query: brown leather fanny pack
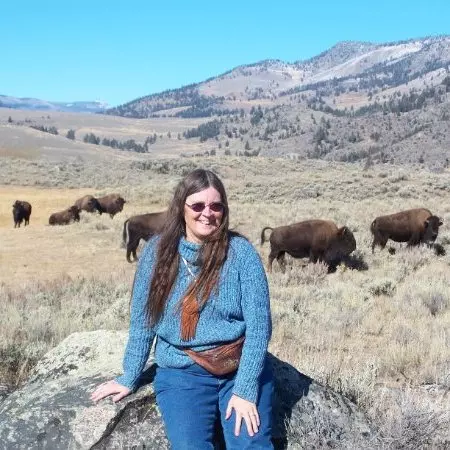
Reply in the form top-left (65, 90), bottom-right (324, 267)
top-left (184, 336), bottom-right (245, 376)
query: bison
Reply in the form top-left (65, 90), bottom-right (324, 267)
top-left (96, 193), bottom-right (126, 218)
top-left (74, 195), bottom-right (101, 214)
top-left (123, 211), bottom-right (167, 262)
top-left (370, 208), bottom-right (443, 253)
top-left (261, 219), bottom-right (357, 273)
top-left (49, 205), bottom-right (81, 225)
top-left (12, 200), bottom-right (32, 228)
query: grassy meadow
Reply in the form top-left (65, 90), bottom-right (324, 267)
top-left (1, 154), bottom-right (449, 447)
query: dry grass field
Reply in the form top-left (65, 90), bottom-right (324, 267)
top-left (1, 186), bottom-right (134, 281)
top-left (1, 150), bottom-right (449, 447)
top-left (0, 107), bottom-right (212, 160)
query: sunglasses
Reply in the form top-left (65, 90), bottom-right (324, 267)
top-left (185, 202), bottom-right (225, 213)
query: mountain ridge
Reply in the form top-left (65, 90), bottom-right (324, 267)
top-left (2, 35), bottom-right (450, 167)
top-left (104, 35), bottom-right (449, 117)
top-left (0, 95), bottom-right (109, 113)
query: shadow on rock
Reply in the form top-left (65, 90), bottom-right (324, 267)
top-left (270, 355), bottom-right (312, 449)
top-left (0, 330), bottom-right (377, 450)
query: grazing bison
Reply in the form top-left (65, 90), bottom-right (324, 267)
top-left (12, 200), bottom-right (32, 228)
top-left (261, 220), bottom-right (356, 273)
top-left (123, 211), bottom-right (167, 262)
top-left (74, 195), bottom-right (101, 214)
top-left (96, 193), bottom-right (126, 218)
top-left (370, 208), bottom-right (443, 253)
top-left (49, 205), bottom-right (80, 226)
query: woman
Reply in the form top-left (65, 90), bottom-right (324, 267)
top-left (91, 169), bottom-right (273, 449)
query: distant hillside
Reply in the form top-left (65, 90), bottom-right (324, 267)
top-left (102, 36), bottom-right (450, 167)
top-left (106, 36), bottom-right (450, 117)
top-left (0, 95), bottom-right (109, 114)
top-left (3, 36), bottom-right (450, 168)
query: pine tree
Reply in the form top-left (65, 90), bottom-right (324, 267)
top-left (66, 129), bottom-right (76, 140)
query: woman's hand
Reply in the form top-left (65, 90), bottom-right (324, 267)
top-left (90, 380), bottom-right (131, 403)
top-left (225, 394), bottom-right (260, 437)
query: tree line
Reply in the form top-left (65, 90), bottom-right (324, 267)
top-left (183, 120), bottom-right (221, 142)
top-left (82, 132), bottom-right (158, 153)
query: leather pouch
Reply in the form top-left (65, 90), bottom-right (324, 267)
top-left (184, 336), bottom-right (245, 376)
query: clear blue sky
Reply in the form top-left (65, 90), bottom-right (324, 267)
top-left (2, 0), bottom-right (449, 106)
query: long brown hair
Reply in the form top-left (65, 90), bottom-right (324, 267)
top-left (147, 169), bottom-right (230, 338)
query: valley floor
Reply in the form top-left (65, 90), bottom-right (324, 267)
top-left (1, 156), bottom-right (449, 447)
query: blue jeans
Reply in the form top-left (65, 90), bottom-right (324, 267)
top-left (154, 361), bottom-right (274, 449)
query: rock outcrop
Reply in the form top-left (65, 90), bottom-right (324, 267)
top-left (0, 330), bottom-right (376, 449)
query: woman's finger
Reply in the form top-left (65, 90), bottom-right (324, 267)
top-left (91, 388), bottom-right (103, 400)
top-left (225, 401), bottom-right (233, 420)
top-left (112, 391), bottom-right (129, 403)
top-left (254, 409), bottom-right (261, 427)
top-left (242, 415), bottom-right (255, 437)
top-left (91, 386), bottom-right (106, 397)
top-left (234, 413), bottom-right (243, 436)
top-left (91, 380), bottom-right (131, 404)
top-left (91, 382), bottom-right (118, 402)
top-left (249, 411), bottom-right (259, 434)
top-left (93, 384), bottom-right (108, 394)
top-left (91, 390), bottom-right (111, 402)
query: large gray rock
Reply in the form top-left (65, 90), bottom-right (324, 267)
top-left (0, 330), bottom-right (376, 449)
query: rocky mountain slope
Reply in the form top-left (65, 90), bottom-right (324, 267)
top-left (2, 36), bottom-right (449, 167)
top-left (104, 36), bottom-right (450, 167)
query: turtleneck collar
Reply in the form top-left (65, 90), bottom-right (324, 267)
top-left (178, 236), bottom-right (202, 264)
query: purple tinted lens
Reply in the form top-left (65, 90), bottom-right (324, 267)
top-left (188, 202), bottom-right (224, 213)
top-left (190, 202), bottom-right (205, 212)
top-left (209, 202), bottom-right (224, 212)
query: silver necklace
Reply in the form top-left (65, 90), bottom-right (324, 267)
top-left (180, 256), bottom-right (197, 281)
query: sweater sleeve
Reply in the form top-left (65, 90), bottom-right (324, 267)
top-left (232, 240), bottom-right (272, 403)
top-left (115, 239), bottom-right (157, 390)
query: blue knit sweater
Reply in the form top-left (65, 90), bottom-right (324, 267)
top-left (116, 234), bottom-right (272, 403)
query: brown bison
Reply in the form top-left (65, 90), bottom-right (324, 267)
top-left (12, 200), bottom-right (32, 228)
top-left (49, 205), bottom-right (80, 225)
top-left (96, 193), bottom-right (126, 218)
top-left (370, 208), bottom-right (443, 253)
top-left (123, 211), bottom-right (167, 262)
top-left (74, 195), bottom-right (101, 214)
top-left (261, 220), bottom-right (357, 273)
